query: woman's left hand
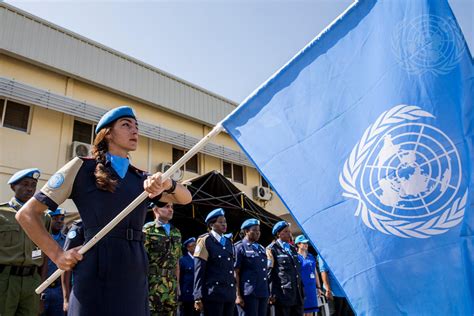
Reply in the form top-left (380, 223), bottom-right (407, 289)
top-left (144, 172), bottom-right (172, 198)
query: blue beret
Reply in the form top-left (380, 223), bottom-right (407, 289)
top-left (95, 106), bottom-right (136, 133)
top-left (205, 208), bottom-right (225, 224)
top-left (272, 220), bottom-right (289, 236)
top-left (47, 208), bottom-right (65, 216)
top-left (183, 237), bottom-right (196, 247)
top-left (295, 234), bottom-right (309, 244)
top-left (241, 218), bottom-right (260, 230)
top-left (8, 168), bottom-right (41, 185)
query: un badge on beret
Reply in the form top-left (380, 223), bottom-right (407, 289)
top-left (67, 230), bottom-right (77, 239)
top-left (47, 173), bottom-right (65, 190)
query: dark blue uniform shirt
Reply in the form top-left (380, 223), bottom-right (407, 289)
top-left (234, 238), bottom-right (269, 298)
top-left (179, 253), bottom-right (195, 302)
top-left (35, 157), bottom-right (162, 316)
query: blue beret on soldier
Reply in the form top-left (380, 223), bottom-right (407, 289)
top-left (8, 168), bottom-right (41, 185)
top-left (95, 106), bottom-right (136, 133)
top-left (241, 218), bottom-right (260, 230)
top-left (183, 237), bottom-right (196, 247)
top-left (272, 220), bottom-right (289, 236)
top-left (295, 234), bottom-right (309, 244)
top-left (47, 208), bottom-right (65, 217)
top-left (205, 208), bottom-right (225, 224)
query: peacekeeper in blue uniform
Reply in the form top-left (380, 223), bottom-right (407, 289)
top-left (42, 208), bottom-right (66, 316)
top-left (179, 237), bottom-right (200, 316)
top-left (266, 221), bottom-right (304, 316)
top-left (193, 208), bottom-right (236, 316)
top-left (0, 168), bottom-right (48, 316)
top-left (16, 106), bottom-right (192, 316)
top-left (234, 218), bottom-right (269, 316)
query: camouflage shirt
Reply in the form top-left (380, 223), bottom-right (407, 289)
top-left (143, 221), bottom-right (182, 315)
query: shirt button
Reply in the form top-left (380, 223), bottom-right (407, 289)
top-left (218, 255), bottom-right (221, 258)
top-left (264, 278), bottom-right (267, 280)
top-left (216, 281), bottom-right (219, 285)
top-left (247, 280), bottom-right (250, 282)
top-left (261, 259), bottom-right (265, 262)
top-left (262, 268), bottom-right (265, 271)
top-left (223, 247), bottom-right (226, 250)
top-left (229, 271), bottom-right (233, 274)
top-left (227, 258), bottom-right (231, 261)
top-left (231, 284), bottom-right (234, 287)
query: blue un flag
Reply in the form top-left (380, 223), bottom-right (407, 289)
top-left (222, 0), bottom-right (473, 314)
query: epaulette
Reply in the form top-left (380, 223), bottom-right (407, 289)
top-left (130, 164), bottom-right (147, 177)
top-left (234, 240), bottom-right (243, 247)
top-left (143, 221), bottom-right (155, 230)
top-left (267, 241), bottom-right (276, 249)
top-left (198, 232), bottom-right (209, 239)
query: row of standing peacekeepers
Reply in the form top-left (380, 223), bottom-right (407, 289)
top-left (142, 203), bottom-right (313, 316)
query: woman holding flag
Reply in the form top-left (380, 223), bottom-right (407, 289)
top-left (16, 106), bottom-right (192, 316)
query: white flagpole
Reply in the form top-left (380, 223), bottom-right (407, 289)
top-left (36, 123), bottom-right (225, 294)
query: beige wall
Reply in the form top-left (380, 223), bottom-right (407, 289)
top-left (0, 53), bottom-right (288, 218)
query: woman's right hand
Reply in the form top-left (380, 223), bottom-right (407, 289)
top-left (55, 246), bottom-right (83, 271)
top-left (194, 300), bottom-right (203, 312)
top-left (236, 295), bottom-right (245, 307)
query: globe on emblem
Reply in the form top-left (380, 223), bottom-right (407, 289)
top-left (360, 123), bottom-right (461, 219)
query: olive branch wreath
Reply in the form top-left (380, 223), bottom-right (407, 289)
top-left (339, 104), bottom-right (467, 238)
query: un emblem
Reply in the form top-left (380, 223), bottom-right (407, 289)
top-left (392, 15), bottom-right (466, 76)
top-left (340, 105), bottom-right (467, 238)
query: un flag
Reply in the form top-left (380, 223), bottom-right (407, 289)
top-left (222, 0), bottom-right (473, 314)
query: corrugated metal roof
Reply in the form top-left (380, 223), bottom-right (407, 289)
top-left (0, 2), bottom-right (238, 126)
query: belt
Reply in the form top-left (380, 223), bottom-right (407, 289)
top-left (149, 266), bottom-right (175, 277)
top-left (84, 227), bottom-right (144, 242)
top-left (0, 264), bottom-right (38, 276)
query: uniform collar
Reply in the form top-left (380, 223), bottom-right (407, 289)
top-left (9, 197), bottom-right (24, 211)
top-left (188, 252), bottom-right (194, 259)
top-left (210, 229), bottom-right (223, 242)
top-left (106, 152), bottom-right (130, 179)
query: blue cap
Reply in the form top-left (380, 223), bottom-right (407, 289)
top-left (47, 208), bottom-right (65, 217)
top-left (205, 208), bottom-right (225, 224)
top-left (241, 218), bottom-right (260, 230)
top-left (95, 106), bottom-right (136, 133)
top-left (295, 234), bottom-right (309, 244)
top-left (183, 237), bottom-right (196, 247)
top-left (272, 220), bottom-right (289, 236)
top-left (8, 168), bottom-right (41, 185)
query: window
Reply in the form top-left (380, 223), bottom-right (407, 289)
top-left (222, 160), bottom-right (245, 184)
top-left (72, 120), bottom-right (96, 144)
top-left (172, 147), bottom-right (199, 173)
top-left (261, 176), bottom-right (269, 188)
top-left (0, 99), bottom-right (31, 132)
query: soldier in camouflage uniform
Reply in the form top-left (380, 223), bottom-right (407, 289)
top-left (144, 202), bottom-right (182, 316)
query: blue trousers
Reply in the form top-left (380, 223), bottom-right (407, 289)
top-left (236, 296), bottom-right (268, 316)
top-left (42, 286), bottom-right (64, 316)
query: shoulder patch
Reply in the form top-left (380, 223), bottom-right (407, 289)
top-left (47, 173), bottom-right (65, 190)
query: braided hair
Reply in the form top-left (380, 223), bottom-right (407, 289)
top-left (91, 127), bottom-right (118, 192)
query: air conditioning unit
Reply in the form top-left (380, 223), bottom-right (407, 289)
top-left (71, 141), bottom-right (92, 158)
top-left (254, 186), bottom-right (272, 201)
top-left (158, 162), bottom-right (184, 182)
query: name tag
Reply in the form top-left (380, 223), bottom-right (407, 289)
top-left (245, 250), bottom-right (255, 254)
top-left (277, 254), bottom-right (289, 258)
top-left (32, 249), bottom-right (42, 260)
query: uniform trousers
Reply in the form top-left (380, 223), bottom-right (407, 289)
top-left (273, 303), bottom-right (304, 316)
top-left (0, 268), bottom-right (41, 316)
top-left (180, 301), bottom-right (201, 316)
top-left (42, 285), bottom-right (64, 316)
top-left (203, 300), bottom-right (234, 316)
top-left (236, 296), bottom-right (268, 316)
